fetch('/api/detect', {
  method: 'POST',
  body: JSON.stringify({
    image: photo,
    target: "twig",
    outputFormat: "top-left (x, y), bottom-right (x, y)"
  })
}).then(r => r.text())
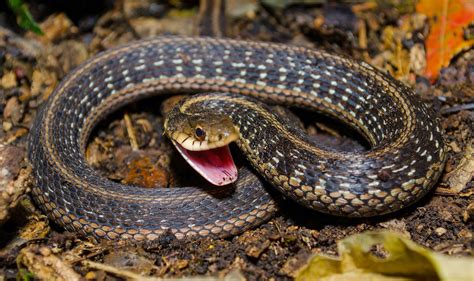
top-left (441, 103), bottom-right (474, 114)
top-left (82, 260), bottom-right (226, 280)
top-left (82, 260), bottom-right (157, 280)
top-left (124, 113), bottom-right (139, 150)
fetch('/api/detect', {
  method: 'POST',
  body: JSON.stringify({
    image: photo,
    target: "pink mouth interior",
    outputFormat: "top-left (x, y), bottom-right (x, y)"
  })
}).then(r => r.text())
top-left (174, 143), bottom-right (238, 186)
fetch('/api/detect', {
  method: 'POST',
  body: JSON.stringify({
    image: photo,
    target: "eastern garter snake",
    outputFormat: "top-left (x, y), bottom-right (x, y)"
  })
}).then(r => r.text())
top-left (28, 37), bottom-right (447, 241)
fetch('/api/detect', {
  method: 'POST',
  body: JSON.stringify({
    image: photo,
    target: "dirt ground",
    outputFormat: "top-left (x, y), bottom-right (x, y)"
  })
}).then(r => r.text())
top-left (0, 1), bottom-right (472, 280)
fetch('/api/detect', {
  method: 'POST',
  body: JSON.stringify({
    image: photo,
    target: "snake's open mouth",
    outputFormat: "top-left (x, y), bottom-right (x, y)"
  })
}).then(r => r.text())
top-left (173, 142), bottom-right (238, 186)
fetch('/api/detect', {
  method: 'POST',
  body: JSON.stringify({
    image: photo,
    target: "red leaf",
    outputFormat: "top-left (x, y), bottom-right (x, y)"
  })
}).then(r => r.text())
top-left (417, 0), bottom-right (474, 82)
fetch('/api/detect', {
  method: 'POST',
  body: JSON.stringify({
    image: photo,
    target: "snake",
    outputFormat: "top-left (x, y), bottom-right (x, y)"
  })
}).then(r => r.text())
top-left (27, 37), bottom-right (447, 241)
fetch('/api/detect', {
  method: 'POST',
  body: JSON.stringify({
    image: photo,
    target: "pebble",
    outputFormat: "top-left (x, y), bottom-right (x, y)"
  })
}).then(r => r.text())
top-left (1, 71), bottom-right (17, 89)
top-left (434, 227), bottom-right (447, 236)
top-left (3, 96), bottom-right (22, 123)
top-left (2, 121), bottom-right (12, 132)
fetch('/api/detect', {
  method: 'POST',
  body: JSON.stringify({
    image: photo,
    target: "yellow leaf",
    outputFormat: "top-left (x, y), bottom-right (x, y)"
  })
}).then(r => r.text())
top-left (295, 231), bottom-right (474, 281)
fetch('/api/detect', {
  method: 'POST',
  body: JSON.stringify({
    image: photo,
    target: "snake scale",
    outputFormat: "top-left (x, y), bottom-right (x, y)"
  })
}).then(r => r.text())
top-left (28, 37), bottom-right (447, 241)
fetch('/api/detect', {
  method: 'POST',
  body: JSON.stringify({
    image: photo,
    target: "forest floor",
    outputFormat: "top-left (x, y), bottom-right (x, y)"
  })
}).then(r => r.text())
top-left (0, 1), bottom-right (472, 280)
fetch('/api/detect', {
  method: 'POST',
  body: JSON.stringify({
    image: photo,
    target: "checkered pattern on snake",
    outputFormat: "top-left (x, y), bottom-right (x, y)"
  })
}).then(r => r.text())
top-left (28, 37), bottom-right (447, 241)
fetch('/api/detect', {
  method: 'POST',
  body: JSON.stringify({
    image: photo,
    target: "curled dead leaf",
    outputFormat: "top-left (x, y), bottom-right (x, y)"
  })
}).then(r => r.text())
top-left (437, 145), bottom-right (474, 195)
top-left (296, 231), bottom-right (474, 281)
top-left (17, 245), bottom-right (81, 281)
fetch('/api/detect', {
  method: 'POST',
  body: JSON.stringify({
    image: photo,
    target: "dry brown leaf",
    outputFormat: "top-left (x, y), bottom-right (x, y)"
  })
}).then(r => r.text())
top-left (18, 246), bottom-right (81, 281)
top-left (437, 145), bottom-right (474, 195)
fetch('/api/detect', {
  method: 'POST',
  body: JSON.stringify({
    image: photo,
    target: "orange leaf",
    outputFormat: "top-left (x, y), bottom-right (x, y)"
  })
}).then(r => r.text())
top-left (124, 157), bottom-right (170, 188)
top-left (417, 0), bottom-right (474, 82)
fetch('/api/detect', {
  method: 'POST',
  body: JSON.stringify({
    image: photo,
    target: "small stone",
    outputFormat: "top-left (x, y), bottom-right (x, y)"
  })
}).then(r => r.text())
top-left (33, 13), bottom-right (78, 43)
top-left (2, 121), bottom-right (12, 132)
top-left (416, 224), bottom-right (424, 233)
top-left (435, 227), bottom-right (447, 236)
top-left (245, 239), bottom-right (270, 258)
top-left (1, 72), bottom-right (17, 89)
top-left (3, 97), bottom-right (23, 123)
top-left (31, 69), bottom-right (57, 99)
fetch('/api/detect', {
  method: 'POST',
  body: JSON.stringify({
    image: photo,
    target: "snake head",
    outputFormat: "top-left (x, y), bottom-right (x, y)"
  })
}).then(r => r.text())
top-left (165, 112), bottom-right (239, 151)
top-left (164, 101), bottom-right (240, 186)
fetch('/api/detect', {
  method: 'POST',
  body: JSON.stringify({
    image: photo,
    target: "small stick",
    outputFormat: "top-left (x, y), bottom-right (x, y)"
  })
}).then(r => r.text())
top-left (124, 113), bottom-right (139, 151)
top-left (441, 103), bottom-right (474, 115)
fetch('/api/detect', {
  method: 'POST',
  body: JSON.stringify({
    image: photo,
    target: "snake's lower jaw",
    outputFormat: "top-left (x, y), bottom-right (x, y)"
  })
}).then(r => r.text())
top-left (172, 141), bottom-right (238, 186)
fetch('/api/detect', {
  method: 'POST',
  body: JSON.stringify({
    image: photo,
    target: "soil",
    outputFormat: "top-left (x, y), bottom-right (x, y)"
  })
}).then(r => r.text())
top-left (0, 1), bottom-right (472, 280)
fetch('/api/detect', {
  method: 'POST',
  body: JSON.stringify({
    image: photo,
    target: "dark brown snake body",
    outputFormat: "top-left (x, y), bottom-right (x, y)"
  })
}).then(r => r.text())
top-left (28, 37), bottom-right (447, 241)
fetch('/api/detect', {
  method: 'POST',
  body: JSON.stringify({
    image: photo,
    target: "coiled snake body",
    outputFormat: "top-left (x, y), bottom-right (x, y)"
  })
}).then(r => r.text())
top-left (28, 37), bottom-right (446, 241)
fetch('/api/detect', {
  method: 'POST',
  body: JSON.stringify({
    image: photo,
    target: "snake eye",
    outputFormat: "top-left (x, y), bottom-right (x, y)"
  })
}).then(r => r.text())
top-left (195, 127), bottom-right (206, 140)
